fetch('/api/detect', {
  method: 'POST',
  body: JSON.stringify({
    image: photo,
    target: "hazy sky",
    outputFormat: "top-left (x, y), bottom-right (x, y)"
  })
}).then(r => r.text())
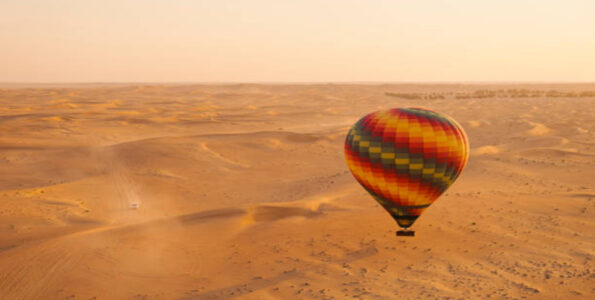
top-left (1, 0), bottom-right (594, 82)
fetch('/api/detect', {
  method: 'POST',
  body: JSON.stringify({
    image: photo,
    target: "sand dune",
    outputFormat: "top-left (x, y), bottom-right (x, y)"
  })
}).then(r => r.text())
top-left (0, 84), bottom-right (594, 299)
top-left (523, 121), bottom-right (551, 137)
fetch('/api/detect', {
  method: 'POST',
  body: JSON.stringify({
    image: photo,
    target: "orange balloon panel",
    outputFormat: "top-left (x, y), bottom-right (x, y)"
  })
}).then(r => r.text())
top-left (345, 108), bottom-right (469, 228)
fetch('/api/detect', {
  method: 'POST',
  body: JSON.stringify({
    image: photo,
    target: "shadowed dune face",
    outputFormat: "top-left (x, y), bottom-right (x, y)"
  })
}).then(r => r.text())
top-left (0, 84), bottom-right (594, 300)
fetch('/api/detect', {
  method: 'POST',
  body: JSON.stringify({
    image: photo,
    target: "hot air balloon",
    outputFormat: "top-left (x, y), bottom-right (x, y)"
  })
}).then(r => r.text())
top-left (344, 108), bottom-right (469, 236)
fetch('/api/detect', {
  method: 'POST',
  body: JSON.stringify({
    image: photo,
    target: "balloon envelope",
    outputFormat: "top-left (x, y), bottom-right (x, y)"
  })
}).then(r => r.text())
top-left (344, 108), bottom-right (469, 229)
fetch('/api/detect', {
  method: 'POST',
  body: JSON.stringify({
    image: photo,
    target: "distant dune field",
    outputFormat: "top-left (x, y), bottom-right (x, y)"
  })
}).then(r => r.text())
top-left (0, 84), bottom-right (593, 299)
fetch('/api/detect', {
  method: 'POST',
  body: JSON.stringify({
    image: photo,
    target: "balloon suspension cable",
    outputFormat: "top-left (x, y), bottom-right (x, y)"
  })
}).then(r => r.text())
top-left (396, 228), bottom-right (415, 237)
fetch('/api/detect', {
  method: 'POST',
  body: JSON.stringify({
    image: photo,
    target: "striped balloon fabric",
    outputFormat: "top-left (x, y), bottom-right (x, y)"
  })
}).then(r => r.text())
top-left (345, 108), bottom-right (469, 229)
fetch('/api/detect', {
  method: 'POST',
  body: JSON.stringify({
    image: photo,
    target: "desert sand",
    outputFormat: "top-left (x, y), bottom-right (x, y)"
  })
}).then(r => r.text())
top-left (0, 83), bottom-right (593, 300)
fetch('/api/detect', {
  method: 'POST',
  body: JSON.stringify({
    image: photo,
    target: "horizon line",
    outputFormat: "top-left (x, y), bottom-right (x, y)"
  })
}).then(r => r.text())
top-left (2, 80), bottom-right (595, 86)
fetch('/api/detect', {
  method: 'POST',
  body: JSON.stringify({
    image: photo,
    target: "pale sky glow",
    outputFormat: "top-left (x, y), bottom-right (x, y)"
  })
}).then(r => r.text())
top-left (1, 0), bottom-right (594, 82)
